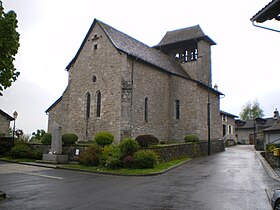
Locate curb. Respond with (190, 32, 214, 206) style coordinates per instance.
(0, 159, 191, 177)
(52, 159, 192, 177)
(255, 150, 280, 182)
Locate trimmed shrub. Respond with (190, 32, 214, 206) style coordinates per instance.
(123, 156, 134, 168)
(135, 135, 159, 148)
(10, 144, 42, 159)
(105, 156, 122, 169)
(41, 133, 52, 145)
(134, 150, 158, 169)
(99, 144, 122, 168)
(79, 144, 101, 166)
(10, 144, 30, 158)
(119, 138, 139, 157)
(184, 134, 200, 144)
(94, 132, 114, 146)
(99, 144, 118, 165)
(62, 133, 78, 146)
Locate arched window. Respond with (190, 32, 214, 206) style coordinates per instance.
(96, 91, 101, 117)
(175, 100, 180, 120)
(144, 97, 148, 122)
(86, 92, 91, 118)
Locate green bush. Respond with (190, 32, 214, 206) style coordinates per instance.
(41, 133, 52, 145)
(133, 150, 158, 169)
(79, 144, 101, 166)
(94, 131, 114, 146)
(119, 138, 139, 157)
(135, 135, 159, 148)
(62, 133, 78, 146)
(105, 156, 122, 169)
(10, 144, 42, 159)
(184, 134, 200, 144)
(266, 143, 279, 152)
(0, 141, 11, 155)
(29, 137, 42, 144)
(99, 144, 122, 168)
(123, 156, 134, 168)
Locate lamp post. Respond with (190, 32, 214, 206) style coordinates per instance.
(207, 92, 211, 156)
(12, 111, 18, 146)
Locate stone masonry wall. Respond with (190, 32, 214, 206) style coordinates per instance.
(47, 89, 70, 134)
(129, 60, 171, 141)
(67, 23, 124, 142)
(197, 40, 212, 86)
(0, 115, 10, 136)
(169, 76, 222, 141)
(261, 151, 280, 167)
(169, 75, 197, 141)
(152, 140, 225, 162)
(29, 140, 224, 163)
(49, 23, 126, 143)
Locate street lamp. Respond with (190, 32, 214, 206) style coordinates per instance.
(12, 111, 18, 145)
(207, 92, 211, 156)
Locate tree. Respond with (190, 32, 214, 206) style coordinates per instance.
(0, 1, 20, 96)
(30, 129, 46, 143)
(240, 100, 264, 120)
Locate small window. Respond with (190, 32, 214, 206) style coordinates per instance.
(228, 125, 232, 134)
(222, 115, 227, 122)
(92, 75, 97, 83)
(86, 92, 91, 118)
(223, 124, 226, 136)
(96, 91, 101, 117)
(190, 48, 198, 61)
(94, 44, 98, 50)
(91, 34, 99, 40)
(144, 97, 148, 122)
(175, 100, 180, 119)
(182, 51, 188, 63)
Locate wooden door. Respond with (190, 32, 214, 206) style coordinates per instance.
(249, 134, 254, 145)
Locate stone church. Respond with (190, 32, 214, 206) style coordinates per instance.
(46, 19, 223, 143)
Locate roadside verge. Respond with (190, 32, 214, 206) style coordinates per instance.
(255, 150, 280, 182)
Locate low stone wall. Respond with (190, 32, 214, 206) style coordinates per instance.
(29, 140, 224, 163)
(0, 137, 14, 155)
(255, 139, 264, 151)
(151, 140, 225, 162)
(29, 144, 87, 162)
(261, 151, 280, 168)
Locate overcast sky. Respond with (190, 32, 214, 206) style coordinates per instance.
(1, 0, 279, 135)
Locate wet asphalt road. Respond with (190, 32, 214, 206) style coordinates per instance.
(0, 145, 279, 210)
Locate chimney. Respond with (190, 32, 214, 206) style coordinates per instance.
(214, 84, 218, 91)
(274, 108, 279, 119)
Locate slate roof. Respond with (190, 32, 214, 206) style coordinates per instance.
(264, 119, 280, 132)
(155, 25, 216, 47)
(235, 117, 277, 129)
(235, 119, 254, 129)
(220, 110, 238, 118)
(45, 96, 62, 113)
(0, 109, 14, 121)
(251, 0, 280, 23)
(67, 19, 191, 79)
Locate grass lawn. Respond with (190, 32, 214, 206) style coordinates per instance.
(61, 157, 190, 175)
(0, 156, 37, 162)
(0, 156, 191, 175)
